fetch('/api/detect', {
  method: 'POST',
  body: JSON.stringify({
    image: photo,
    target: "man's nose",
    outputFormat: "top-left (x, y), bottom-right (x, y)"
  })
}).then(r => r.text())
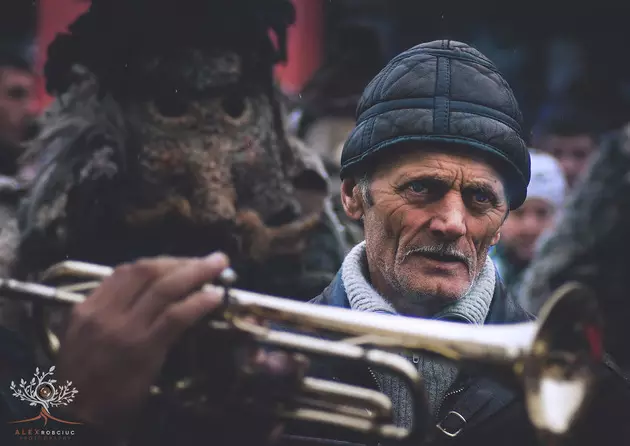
top-left (559, 158), bottom-right (578, 178)
top-left (427, 193), bottom-right (467, 240)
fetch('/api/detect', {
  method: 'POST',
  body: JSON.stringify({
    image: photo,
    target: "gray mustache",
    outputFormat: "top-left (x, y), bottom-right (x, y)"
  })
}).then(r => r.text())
top-left (403, 244), bottom-right (473, 270)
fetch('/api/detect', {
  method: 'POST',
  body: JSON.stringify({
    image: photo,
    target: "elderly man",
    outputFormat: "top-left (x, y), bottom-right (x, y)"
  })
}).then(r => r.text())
top-left (284, 40), bottom-right (630, 446)
top-left (2, 41), bottom-right (630, 446)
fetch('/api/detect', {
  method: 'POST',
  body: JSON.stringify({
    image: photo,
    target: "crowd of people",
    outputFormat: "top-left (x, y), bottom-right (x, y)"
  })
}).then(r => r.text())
top-left (0, 2), bottom-right (629, 446)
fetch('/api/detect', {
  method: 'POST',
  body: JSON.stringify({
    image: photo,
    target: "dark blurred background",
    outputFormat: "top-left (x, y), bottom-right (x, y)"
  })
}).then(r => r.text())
top-left (0, 0), bottom-right (37, 70)
top-left (315, 1), bottom-right (630, 139)
top-left (2, 0), bottom-right (630, 141)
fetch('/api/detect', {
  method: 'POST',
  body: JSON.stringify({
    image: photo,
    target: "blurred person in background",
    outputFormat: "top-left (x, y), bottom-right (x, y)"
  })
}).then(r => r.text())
top-left (0, 37), bottom-right (37, 170)
top-left (490, 150), bottom-right (566, 295)
top-left (532, 103), bottom-right (600, 189)
top-left (0, 37), bottom-right (37, 334)
top-left (0, 48), bottom-right (37, 165)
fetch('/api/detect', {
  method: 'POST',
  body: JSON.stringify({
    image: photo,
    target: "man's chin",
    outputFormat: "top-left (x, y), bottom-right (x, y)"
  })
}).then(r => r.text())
top-left (404, 279), bottom-right (471, 303)
top-left (406, 254), bottom-right (470, 277)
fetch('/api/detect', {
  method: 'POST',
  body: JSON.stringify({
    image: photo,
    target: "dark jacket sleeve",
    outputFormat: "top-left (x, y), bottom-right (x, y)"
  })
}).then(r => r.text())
top-left (569, 361), bottom-right (630, 445)
top-left (0, 328), bottom-right (35, 445)
top-left (0, 328), bottom-right (35, 417)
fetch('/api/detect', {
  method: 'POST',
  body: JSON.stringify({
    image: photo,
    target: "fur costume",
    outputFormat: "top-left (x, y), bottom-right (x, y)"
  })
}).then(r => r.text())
top-left (14, 0), bottom-right (347, 301)
top-left (0, 174), bottom-right (26, 334)
top-left (517, 125), bottom-right (630, 373)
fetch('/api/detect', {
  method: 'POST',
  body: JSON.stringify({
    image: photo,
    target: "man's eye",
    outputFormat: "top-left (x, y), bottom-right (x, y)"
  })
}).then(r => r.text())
top-left (407, 180), bottom-right (429, 194)
top-left (473, 191), bottom-right (491, 203)
top-left (7, 86), bottom-right (28, 101)
top-left (468, 189), bottom-right (496, 206)
top-left (573, 150), bottom-right (588, 161)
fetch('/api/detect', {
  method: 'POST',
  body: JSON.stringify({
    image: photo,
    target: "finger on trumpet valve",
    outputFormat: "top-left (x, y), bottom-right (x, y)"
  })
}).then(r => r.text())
top-left (218, 267), bottom-right (238, 286)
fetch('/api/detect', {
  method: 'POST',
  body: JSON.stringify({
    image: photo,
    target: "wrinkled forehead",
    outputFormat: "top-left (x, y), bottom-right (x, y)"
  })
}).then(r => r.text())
top-left (372, 144), bottom-right (506, 189)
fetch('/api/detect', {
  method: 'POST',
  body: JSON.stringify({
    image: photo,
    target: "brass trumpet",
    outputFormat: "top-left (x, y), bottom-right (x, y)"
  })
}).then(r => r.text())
top-left (0, 260), bottom-right (604, 444)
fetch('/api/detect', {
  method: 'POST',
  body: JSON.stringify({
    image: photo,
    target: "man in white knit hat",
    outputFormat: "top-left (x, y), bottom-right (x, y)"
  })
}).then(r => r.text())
top-left (490, 149), bottom-right (567, 294)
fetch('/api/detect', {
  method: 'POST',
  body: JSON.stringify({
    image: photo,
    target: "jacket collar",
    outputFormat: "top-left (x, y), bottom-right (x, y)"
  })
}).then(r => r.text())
top-left (315, 269), bottom-right (533, 324)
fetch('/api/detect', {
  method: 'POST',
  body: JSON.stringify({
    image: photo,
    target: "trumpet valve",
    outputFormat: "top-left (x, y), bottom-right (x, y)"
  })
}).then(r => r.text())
top-left (219, 268), bottom-right (238, 286)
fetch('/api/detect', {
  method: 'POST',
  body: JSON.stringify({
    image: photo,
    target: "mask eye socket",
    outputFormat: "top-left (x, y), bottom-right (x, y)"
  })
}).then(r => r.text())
top-left (221, 92), bottom-right (251, 124)
top-left (148, 93), bottom-right (196, 126)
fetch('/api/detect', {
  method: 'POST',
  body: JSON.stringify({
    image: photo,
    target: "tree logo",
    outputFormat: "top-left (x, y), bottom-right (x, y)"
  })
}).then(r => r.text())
top-left (9, 366), bottom-right (82, 426)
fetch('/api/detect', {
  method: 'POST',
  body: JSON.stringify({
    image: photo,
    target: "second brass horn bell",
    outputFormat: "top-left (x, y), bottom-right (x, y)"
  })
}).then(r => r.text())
top-left (0, 260), bottom-right (605, 445)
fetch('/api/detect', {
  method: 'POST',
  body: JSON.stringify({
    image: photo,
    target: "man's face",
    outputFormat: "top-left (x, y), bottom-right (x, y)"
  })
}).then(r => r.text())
top-left (0, 67), bottom-right (36, 147)
top-left (345, 149), bottom-right (507, 313)
top-left (539, 135), bottom-right (596, 188)
top-left (499, 198), bottom-right (555, 263)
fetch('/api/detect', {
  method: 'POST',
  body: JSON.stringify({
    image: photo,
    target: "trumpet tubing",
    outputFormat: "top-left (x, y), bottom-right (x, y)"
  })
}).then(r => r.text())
top-left (0, 260), bottom-right (604, 444)
top-left (223, 285), bottom-right (539, 360)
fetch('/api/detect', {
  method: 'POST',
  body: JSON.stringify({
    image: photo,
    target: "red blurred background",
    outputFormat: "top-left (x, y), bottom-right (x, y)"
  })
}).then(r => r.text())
top-left (35, 0), bottom-right (323, 111)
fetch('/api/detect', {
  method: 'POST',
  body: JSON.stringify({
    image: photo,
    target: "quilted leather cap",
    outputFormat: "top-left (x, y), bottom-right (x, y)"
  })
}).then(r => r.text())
top-left (340, 40), bottom-right (531, 209)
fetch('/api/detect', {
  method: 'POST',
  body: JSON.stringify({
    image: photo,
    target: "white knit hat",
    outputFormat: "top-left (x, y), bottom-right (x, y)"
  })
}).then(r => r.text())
top-left (526, 149), bottom-right (567, 209)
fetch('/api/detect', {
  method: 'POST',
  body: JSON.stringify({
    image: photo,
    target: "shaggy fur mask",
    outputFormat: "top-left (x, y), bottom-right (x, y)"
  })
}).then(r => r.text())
top-left (15, 0), bottom-right (336, 289)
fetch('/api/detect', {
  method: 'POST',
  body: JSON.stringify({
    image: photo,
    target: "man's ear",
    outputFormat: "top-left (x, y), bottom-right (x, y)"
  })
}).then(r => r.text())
top-left (491, 230), bottom-right (501, 247)
top-left (340, 178), bottom-right (365, 221)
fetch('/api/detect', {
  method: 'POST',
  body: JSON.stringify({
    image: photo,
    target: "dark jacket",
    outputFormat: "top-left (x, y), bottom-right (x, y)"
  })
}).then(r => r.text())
top-left (279, 271), bottom-right (630, 446)
top-left (0, 326), bottom-right (38, 445)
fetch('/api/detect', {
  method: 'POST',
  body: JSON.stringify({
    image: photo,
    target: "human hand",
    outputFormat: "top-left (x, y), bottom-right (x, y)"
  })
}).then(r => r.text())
top-left (54, 253), bottom-right (230, 432)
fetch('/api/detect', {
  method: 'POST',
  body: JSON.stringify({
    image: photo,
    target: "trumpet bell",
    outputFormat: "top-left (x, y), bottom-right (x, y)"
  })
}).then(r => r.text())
top-left (525, 282), bottom-right (603, 437)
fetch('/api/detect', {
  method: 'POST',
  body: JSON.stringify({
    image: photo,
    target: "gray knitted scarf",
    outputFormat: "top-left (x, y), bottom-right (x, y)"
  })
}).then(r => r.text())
top-left (340, 241), bottom-right (496, 427)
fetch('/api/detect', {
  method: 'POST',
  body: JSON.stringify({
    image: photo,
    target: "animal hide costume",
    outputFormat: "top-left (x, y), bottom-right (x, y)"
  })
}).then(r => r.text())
top-left (517, 125), bottom-right (630, 374)
top-left (0, 3), bottom-right (348, 441)
top-left (0, 165), bottom-right (28, 335)
top-left (13, 0), bottom-right (347, 301)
